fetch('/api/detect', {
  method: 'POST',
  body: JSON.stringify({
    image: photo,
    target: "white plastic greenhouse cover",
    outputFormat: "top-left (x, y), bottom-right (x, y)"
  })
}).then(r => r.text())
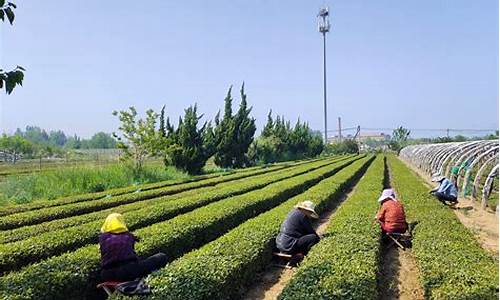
top-left (399, 140), bottom-right (499, 210)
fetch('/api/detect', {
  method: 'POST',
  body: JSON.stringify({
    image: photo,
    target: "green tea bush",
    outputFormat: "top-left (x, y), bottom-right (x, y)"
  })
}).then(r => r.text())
top-left (388, 156), bottom-right (498, 299)
top-left (0, 157), bottom-right (343, 273)
top-left (0, 159), bottom-right (309, 230)
top-left (0, 156), bottom-right (358, 300)
top-left (0, 158), bottom-right (327, 244)
top-left (118, 156), bottom-right (374, 300)
top-left (279, 156), bottom-right (384, 300)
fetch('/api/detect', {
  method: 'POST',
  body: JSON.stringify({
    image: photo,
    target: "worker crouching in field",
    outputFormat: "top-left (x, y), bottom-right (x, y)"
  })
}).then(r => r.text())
top-left (375, 189), bottom-right (408, 234)
top-left (430, 173), bottom-right (458, 205)
top-left (99, 213), bottom-right (167, 282)
top-left (276, 201), bottom-right (320, 259)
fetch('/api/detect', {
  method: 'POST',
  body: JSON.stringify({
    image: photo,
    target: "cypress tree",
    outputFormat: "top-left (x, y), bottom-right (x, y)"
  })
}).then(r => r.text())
top-left (214, 86), bottom-right (235, 168)
top-left (159, 105), bottom-right (166, 137)
top-left (233, 83), bottom-right (256, 167)
top-left (214, 83), bottom-right (256, 168)
top-left (164, 105), bottom-right (210, 174)
top-left (261, 110), bottom-right (274, 138)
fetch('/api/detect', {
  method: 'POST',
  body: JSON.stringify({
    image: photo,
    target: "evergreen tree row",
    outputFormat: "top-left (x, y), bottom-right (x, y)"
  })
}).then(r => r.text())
top-left (249, 111), bottom-right (324, 164)
top-left (113, 83), bottom-right (323, 174)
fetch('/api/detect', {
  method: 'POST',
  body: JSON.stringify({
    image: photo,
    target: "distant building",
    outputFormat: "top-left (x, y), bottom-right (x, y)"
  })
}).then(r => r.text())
top-left (357, 132), bottom-right (390, 142)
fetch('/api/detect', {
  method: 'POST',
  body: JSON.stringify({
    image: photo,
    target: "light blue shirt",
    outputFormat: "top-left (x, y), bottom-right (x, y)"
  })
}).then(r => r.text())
top-left (436, 178), bottom-right (458, 198)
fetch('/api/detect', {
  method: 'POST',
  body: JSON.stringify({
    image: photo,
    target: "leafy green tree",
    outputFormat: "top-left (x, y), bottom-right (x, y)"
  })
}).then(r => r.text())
top-left (163, 105), bottom-right (211, 174)
top-left (48, 130), bottom-right (67, 147)
top-left (87, 132), bottom-right (116, 149)
top-left (0, 134), bottom-right (34, 162)
top-left (323, 139), bottom-right (359, 155)
top-left (19, 126), bottom-right (49, 144)
top-left (0, 1), bottom-right (25, 94)
top-left (388, 126), bottom-right (411, 152)
top-left (112, 107), bottom-right (160, 170)
top-left (251, 112), bottom-right (323, 164)
top-left (64, 135), bottom-right (82, 149)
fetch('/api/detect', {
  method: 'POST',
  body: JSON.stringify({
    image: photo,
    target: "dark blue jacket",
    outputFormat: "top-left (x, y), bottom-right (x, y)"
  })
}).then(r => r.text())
top-left (276, 208), bottom-right (316, 252)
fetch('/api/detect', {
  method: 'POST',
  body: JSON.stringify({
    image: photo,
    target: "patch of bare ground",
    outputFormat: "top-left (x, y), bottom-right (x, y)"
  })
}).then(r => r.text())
top-left (400, 158), bottom-right (499, 257)
top-left (242, 179), bottom-right (361, 300)
top-left (378, 245), bottom-right (425, 300)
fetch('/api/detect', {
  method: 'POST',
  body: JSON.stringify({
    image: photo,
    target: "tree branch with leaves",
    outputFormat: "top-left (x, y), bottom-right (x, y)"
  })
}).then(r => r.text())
top-left (112, 107), bottom-right (160, 171)
top-left (0, 1), bottom-right (25, 94)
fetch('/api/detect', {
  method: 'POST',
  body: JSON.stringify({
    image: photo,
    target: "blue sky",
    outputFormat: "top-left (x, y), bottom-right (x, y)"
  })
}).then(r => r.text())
top-left (0, 0), bottom-right (498, 138)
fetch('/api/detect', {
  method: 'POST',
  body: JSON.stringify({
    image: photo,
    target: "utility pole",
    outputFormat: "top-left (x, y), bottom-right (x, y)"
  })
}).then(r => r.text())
top-left (338, 117), bottom-right (342, 142)
top-left (318, 6), bottom-right (330, 144)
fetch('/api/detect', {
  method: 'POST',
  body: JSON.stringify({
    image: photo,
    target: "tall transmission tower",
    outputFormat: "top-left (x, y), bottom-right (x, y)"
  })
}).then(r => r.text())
top-left (317, 6), bottom-right (331, 144)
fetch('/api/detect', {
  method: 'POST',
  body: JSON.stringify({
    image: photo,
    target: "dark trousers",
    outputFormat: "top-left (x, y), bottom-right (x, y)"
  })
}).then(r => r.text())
top-left (291, 234), bottom-right (320, 255)
top-left (433, 192), bottom-right (458, 204)
top-left (101, 253), bottom-right (168, 282)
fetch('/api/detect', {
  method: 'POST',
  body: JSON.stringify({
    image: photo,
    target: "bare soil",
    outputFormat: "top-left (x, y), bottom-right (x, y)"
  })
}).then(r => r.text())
top-left (378, 244), bottom-right (425, 300)
top-left (400, 159), bottom-right (499, 257)
top-left (242, 183), bottom-right (359, 300)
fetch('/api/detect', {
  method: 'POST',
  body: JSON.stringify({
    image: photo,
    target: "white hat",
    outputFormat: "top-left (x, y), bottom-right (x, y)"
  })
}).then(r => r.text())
top-left (295, 200), bottom-right (319, 219)
top-left (378, 188), bottom-right (396, 203)
top-left (431, 173), bottom-right (445, 182)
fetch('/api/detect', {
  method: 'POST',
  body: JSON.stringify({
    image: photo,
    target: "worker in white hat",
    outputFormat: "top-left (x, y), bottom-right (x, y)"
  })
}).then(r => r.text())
top-left (430, 173), bottom-right (458, 205)
top-left (275, 200), bottom-right (320, 257)
top-left (375, 188), bottom-right (408, 234)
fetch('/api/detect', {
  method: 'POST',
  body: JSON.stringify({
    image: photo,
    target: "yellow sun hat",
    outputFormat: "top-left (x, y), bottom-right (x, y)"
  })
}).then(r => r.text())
top-left (101, 213), bottom-right (128, 234)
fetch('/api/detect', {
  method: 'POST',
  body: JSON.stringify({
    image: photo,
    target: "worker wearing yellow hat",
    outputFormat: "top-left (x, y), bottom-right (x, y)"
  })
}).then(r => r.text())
top-left (99, 213), bottom-right (167, 282)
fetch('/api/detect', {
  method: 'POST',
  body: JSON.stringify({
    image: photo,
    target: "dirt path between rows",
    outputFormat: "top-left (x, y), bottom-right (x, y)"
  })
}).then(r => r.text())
top-left (379, 157), bottom-right (425, 300)
top-left (378, 241), bottom-right (425, 300)
top-left (241, 183), bottom-right (360, 300)
top-left (400, 159), bottom-right (499, 257)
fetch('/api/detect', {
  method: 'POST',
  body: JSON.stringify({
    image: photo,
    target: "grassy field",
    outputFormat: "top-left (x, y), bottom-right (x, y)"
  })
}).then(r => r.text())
top-left (0, 161), bottom-right (190, 205)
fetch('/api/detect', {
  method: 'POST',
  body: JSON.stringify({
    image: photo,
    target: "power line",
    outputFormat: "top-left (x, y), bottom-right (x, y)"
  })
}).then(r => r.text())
top-left (322, 127), bottom-right (497, 133)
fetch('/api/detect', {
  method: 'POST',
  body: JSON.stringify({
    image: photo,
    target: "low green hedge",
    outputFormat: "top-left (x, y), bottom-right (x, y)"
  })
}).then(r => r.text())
top-left (0, 158), bottom-right (317, 230)
top-left (0, 158), bottom-right (319, 217)
top-left (0, 157), bottom-right (342, 245)
top-left (388, 156), bottom-right (498, 299)
top-left (116, 156), bottom-right (374, 300)
top-left (0, 157), bottom-right (343, 274)
top-left (278, 156), bottom-right (385, 299)
top-left (0, 156), bottom-right (359, 300)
